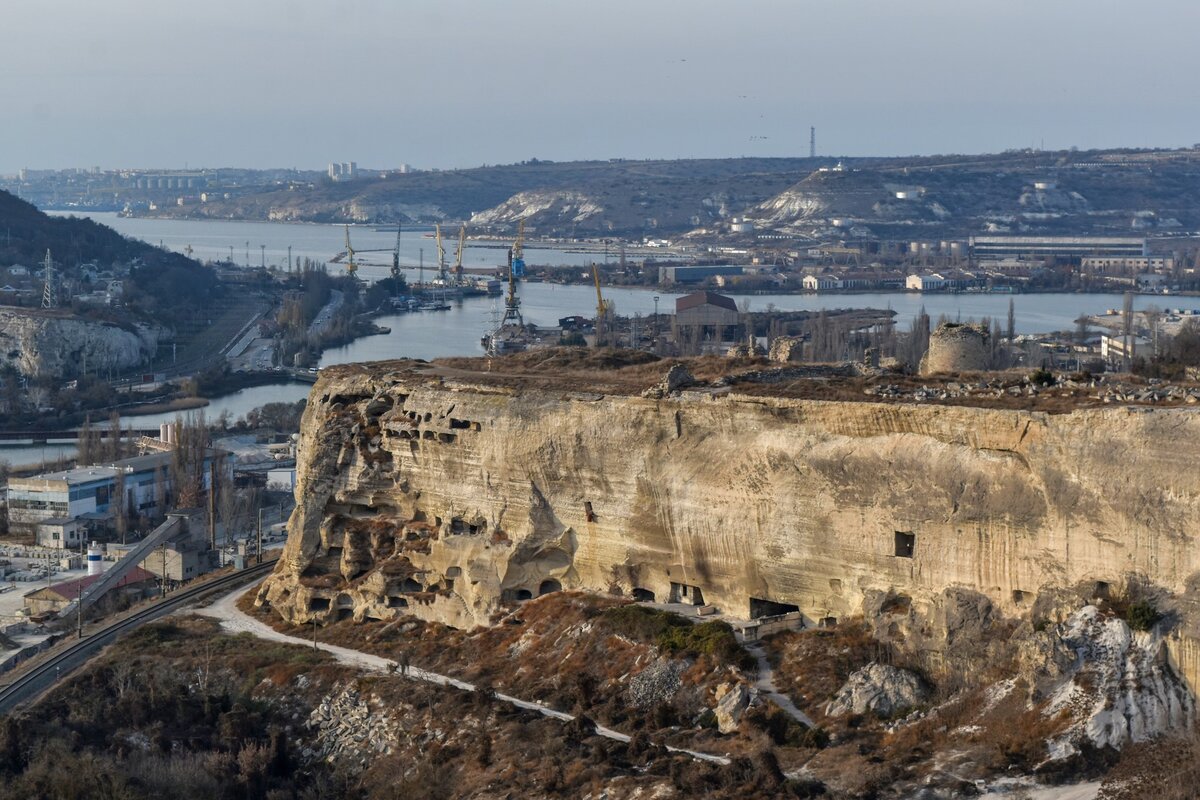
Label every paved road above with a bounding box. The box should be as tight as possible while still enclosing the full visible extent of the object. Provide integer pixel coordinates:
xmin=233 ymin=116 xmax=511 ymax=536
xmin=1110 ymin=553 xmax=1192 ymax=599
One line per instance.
xmin=197 ymin=585 xmax=732 ymax=765
xmin=309 ymin=289 xmax=344 ymax=336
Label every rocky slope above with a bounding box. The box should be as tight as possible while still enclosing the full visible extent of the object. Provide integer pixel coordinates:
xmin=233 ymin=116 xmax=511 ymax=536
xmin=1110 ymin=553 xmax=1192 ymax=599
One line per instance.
xmin=259 ymin=358 xmax=1200 ymax=690
xmin=0 ymin=307 xmax=160 ymax=380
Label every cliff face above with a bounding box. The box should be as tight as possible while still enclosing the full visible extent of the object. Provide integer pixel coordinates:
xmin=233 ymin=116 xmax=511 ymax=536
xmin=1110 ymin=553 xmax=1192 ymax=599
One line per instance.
xmin=0 ymin=307 xmax=160 ymax=380
xmin=260 ymin=364 xmax=1200 ymax=677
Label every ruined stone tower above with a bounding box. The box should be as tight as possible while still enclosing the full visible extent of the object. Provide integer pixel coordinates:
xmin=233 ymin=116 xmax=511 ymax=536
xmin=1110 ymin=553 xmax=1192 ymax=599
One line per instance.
xmin=919 ymin=322 xmax=989 ymax=375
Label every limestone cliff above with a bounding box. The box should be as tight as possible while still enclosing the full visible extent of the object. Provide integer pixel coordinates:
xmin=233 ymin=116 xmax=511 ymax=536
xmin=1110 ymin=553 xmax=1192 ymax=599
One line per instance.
xmin=0 ymin=307 xmax=160 ymax=380
xmin=259 ymin=361 xmax=1200 ymax=684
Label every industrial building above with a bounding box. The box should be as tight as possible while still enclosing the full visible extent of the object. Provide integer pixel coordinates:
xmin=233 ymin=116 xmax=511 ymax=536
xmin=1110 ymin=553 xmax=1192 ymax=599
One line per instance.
xmin=674 ymin=291 xmax=741 ymax=349
xmin=970 ymin=236 xmax=1146 ymax=263
xmin=658 ymin=264 xmax=745 ymax=284
xmin=7 ymin=449 xmax=230 ymax=540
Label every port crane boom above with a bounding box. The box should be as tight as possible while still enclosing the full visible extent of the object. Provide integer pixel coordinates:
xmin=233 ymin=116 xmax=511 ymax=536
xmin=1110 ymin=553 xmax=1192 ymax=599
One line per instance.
xmin=435 ymin=224 xmax=447 ymax=284
xmin=592 ymin=263 xmax=610 ymax=346
xmin=454 ymin=225 xmax=466 ymax=284
xmin=391 ymin=222 xmax=402 ymax=283
xmin=343 ymin=225 xmax=357 ymax=277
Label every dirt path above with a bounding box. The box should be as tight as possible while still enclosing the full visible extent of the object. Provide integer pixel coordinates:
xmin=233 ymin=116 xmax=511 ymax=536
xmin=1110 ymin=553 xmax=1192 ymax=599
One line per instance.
xmin=195 ymin=585 xmax=731 ymax=766
xmin=744 ymin=642 xmax=815 ymax=727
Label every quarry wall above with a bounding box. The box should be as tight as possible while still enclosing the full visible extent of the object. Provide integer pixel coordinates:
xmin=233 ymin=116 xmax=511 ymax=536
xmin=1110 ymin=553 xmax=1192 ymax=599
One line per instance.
xmin=0 ymin=307 xmax=160 ymax=380
xmin=260 ymin=365 xmax=1200 ymax=684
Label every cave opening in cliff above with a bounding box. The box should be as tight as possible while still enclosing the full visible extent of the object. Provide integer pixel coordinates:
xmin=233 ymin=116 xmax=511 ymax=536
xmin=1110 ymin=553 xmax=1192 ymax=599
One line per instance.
xmin=538 ymin=579 xmax=562 ymax=596
xmin=308 ymin=597 xmax=331 ymax=612
xmin=387 ymin=596 xmax=408 ymax=608
xmin=894 ymin=531 xmax=916 ymax=558
xmin=669 ymin=582 xmax=705 ymax=605
xmin=632 ymin=588 xmax=656 ymax=603
xmin=750 ymin=597 xmax=800 ymax=619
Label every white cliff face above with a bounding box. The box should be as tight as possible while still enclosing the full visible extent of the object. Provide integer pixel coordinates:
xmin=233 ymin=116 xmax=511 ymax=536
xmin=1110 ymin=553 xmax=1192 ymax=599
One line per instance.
xmin=0 ymin=307 xmax=160 ymax=380
xmin=259 ymin=363 xmax=1200 ymax=696
xmin=470 ymin=190 xmax=604 ymax=227
xmin=1045 ymin=606 xmax=1193 ymax=754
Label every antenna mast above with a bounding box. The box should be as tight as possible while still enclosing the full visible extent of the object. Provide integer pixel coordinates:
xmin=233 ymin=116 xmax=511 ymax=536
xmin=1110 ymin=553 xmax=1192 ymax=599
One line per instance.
xmin=810 ymin=126 xmax=816 ymax=159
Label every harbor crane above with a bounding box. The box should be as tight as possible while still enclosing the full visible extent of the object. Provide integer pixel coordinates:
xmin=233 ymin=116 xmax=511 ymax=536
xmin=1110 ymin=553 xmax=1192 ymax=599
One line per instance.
xmin=435 ymin=224 xmax=448 ymax=284
xmin=454 ymin=224 xmax=466 ymax=284
xmin=391 ymin=223 xmax=402 ymax=285
xmin=511 ymin=219 xmax=526 ymax=280
xmin=343 ymin=225 xmax=357 ymax=277
xmin=592 ymin=263 xmax=610 ymax=346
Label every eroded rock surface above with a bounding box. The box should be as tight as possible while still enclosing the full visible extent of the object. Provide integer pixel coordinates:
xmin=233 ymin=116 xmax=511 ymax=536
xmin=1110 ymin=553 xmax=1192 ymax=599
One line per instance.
xmin=258 ymin=361 xmax=1200 ymax=692
xmin=826 ymin=664 xmax=927 ymax=718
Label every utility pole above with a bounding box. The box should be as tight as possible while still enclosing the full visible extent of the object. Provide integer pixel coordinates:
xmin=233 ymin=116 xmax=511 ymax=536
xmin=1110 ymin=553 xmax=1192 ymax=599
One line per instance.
xmin=77 ymin=584 xmax=83 ymax=638
xmin=810 ymin=126 xmax=816 ymax=159
xmin=160 ymin=542 xmax=167 ymax=597
xmin=256 ymin=506 xmax=264 ymax=564
xmin=287 ymin=245 xmax=292 ymax=272
xmin=208 ymin=457 xmax=218 ymax=552
xmin=260 ymin=244 xmax=266 ymax=269
xmin=245 ymin=241 xmax=250 ymax=268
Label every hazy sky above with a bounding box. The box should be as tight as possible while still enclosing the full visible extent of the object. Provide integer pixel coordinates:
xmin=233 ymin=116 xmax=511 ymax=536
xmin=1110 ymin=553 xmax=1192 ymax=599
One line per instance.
xmin=2 ymin=0 xmax=1198 ymax=172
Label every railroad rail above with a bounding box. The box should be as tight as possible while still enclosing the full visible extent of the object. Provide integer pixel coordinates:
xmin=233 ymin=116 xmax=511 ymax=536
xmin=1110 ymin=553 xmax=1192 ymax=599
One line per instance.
xmin=0 ymin=558 xmax=277 ymax=716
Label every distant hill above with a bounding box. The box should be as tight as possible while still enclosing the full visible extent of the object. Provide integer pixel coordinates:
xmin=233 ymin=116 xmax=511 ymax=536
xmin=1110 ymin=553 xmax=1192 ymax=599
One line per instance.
xmin=144 ymin=157 xmax=823 ymax=236
xmin=0 ymin=190 xmax=217 ymax=323
xmin=143 ymin=149 xmax=1200 ymax=242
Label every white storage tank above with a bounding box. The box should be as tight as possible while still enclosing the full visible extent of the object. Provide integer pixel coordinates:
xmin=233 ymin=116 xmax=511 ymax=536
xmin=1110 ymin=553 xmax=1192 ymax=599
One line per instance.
xmin=87 ymin=542 xmax=103 ymax=576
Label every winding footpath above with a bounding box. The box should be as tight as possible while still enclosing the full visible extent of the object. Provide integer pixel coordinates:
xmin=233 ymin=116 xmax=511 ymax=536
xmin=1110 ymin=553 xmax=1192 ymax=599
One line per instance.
xmin=196 ymin=585 xmax=732 ymax=766
xmin=744 ymin=642 xmax=815 ymax=727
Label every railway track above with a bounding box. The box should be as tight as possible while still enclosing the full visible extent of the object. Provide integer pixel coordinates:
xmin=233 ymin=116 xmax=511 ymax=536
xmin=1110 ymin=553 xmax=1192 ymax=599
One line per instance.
xmin=0 ymin=559 xmax=277 ymax=716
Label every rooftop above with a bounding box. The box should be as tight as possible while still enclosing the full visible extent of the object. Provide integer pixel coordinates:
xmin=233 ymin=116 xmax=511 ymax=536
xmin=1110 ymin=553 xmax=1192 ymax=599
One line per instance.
xmin=24 ymin=566 xmax=156 ymax=601
xmin=676 ymin=291 xmax=738 ymax=314
xmin=10 ymin=466 xmax=119 ymax=486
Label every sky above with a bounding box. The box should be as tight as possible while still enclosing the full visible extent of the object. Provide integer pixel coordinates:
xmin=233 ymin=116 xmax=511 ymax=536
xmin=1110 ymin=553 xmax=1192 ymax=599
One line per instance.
xmin=1 ymin=0 xmax=1198 ymax=172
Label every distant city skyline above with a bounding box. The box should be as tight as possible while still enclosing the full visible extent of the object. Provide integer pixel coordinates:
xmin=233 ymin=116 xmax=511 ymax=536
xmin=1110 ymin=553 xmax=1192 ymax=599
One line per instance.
xmin=2 ymin=0 xmax=1198 ymax=173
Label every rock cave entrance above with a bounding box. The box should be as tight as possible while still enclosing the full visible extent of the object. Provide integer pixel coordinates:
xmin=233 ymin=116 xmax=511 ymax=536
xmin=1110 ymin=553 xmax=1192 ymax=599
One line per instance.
xmin=669 ymin=582 xmax=705 ymax=606
xmin=749 ymin=597 xmax=800 ymax=619
xmin=632 ymin=588 xmax=656 ymax=603
xmin=538 ymin=579 xmax=561 ymax=596
xmin=309 ymin=597 xmax=331 ymax=612
xmin=894 ymin=531 xmax=916 ymax=558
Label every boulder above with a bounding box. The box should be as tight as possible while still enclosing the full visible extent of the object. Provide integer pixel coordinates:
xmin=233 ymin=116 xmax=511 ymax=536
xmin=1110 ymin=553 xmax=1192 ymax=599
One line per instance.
xmin=826 ymin=663 xmax=928 ymax=718
xmin=713 ymin=682 xmax=750 ymax=734
xmin=641 ymin=364 xmax=694 ymax=399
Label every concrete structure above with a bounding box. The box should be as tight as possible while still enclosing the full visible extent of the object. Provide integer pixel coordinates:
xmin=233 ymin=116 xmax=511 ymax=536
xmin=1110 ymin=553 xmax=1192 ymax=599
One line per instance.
xmin=970 ymin=236 xmax=1146 ymax=263
xmin=1100 ymin=334 xmax=1153 ymax=364
xmin=34 ymin=518 xmax=86 ymax=548
xmin=1081 ymin=256 xmax=1174 ymax=274
xmin=906 ymin=272 xmax=950 ymax=291
xmin=267 ymin=468 xmax=297 ymax=491
xmin=657 ymin=265 xmax=745 ymax=285
xmin=6 ymin=450 xmax=229 ymax=536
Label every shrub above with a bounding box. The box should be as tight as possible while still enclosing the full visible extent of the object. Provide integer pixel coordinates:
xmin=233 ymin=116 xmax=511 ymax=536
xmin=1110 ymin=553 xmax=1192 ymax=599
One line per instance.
xmin=601 ymin=605 xmax=752 ymax=668
xmin=1127 ymin=600 xmax=1161 ymax=632
xmin=1030 ymin=369 xmax=1056 ymax=387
